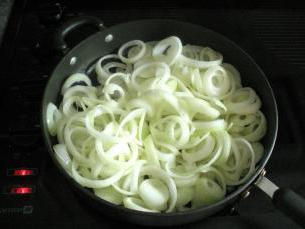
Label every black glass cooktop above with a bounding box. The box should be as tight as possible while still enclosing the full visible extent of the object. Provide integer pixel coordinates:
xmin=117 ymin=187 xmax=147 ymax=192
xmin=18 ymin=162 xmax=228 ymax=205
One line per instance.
xmin=1 ymin=1 xmax=305 ymax=228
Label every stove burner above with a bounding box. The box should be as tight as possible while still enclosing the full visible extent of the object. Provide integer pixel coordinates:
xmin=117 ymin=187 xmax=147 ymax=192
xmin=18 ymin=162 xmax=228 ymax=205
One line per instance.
xmin=0 ymin=1 xmax=305 ymax=228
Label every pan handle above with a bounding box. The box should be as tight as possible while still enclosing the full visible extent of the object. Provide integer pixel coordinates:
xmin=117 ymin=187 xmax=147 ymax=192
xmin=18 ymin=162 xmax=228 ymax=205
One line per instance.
xmin=54 ymin=16 xmax=105 ymax=53
xmin=256 ymin=176 xmax=305 ymax=227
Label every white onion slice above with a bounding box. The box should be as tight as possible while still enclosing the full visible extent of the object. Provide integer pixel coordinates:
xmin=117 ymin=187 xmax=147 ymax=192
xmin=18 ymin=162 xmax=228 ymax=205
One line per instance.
xmin=139 ymin=178 xmax=170 ymax=211
xmin=152 ymin=36 xmax=182 ymax=65
xmin=46 ymin=103 xmax=62 ymax=136
xmin=118 ymin=40 xmax=146 ymax=64
xmin=123 ymin=197 xmax=159 ymax=212
xmin=47 ymin=36 xmax=267 ymax=213
xmin=95 ymin=54 xmax=129 ymax=84
xmin=61 ymin=73 xmax=92 ymax=95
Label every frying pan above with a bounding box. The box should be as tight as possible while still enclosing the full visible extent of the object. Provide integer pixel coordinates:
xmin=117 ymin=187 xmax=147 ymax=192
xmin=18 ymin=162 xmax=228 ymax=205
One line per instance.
xmin=41 ymin=16 xmax=305 ymax=227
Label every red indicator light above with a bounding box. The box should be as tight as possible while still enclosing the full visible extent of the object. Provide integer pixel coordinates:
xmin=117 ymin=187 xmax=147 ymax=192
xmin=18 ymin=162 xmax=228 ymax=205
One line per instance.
xmin=13 ymin=169 xmax=33 ymax=176
xmin=10 ymin=187 xmax=33 ymax=194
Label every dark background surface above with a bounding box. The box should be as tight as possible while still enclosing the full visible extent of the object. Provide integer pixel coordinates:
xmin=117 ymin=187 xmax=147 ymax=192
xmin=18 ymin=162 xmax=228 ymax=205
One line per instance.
xmin=0 ymin=0 xmax=305 ymax=228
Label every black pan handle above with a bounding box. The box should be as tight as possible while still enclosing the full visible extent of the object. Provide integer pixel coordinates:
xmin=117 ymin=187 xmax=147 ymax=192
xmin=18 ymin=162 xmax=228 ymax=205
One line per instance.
xmin=256 ymin=176 xmax=305 ymax=227
xmin=54 ymin=15 xmax=105 ymax=53
xmin=273 ymin=188 xmax=305 ymax=227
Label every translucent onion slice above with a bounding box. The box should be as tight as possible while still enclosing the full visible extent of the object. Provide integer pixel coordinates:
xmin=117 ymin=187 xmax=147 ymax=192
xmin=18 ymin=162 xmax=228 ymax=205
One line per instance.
xmin=224 ymin=87 xmax=261 ymax=114
xmin=140 ymin=165 xmax=177 ymax=212
xmin=222 ymin=63 xmax=241 ymax=88
xmin=143 ymin=135 xmax=161 ymax=167
xmin=95 ymin=54 xmax=129 ymax=84
xmin=71 ymin=160 xmax=126 ymax=188
xmin=139 ymin=178 xmax=170 ymax=211
xmin=251 ymin=142 xmax=264 ymax=164
xmin=243 ymin=111 xmax=267 ymax=142
xmin=47 ymin=36 xmax=267 ymax=213
xmin=46 ymin=103 xmax=62 ymax=136
xmin=123 ymin=197 xmax=159 ymax=213
xmin=228 ymin=111 xmax=267 ymax=142
xmin=152 ymin=36 xmax=182 ymax=65
xmin=222 ymin=138 xmax=255 ymax=185
xmin=53 ymin=144 xmax=71 ymax=172
xmin=182 ymin=134 xmax=214 ymax=164
xmin=176 ymin=186 xmax=194 ymax=208
xmin=192 ymin=177 xmax=225 ymax=208
xmin=94 ymin=186 xmax=123 ymax=205
xmin=201 ymin=65 xmax=233 ymax=98
xmin=118 ymin=40 xmax=146 ymax=64
xmin=174 ymin=174 xmax=199 ymax=187
xmin=179 ymin=46 xmax=223 ymax=68
xmin=130 ymin=62 xmax=170 ymax=91
xmin=61 ymin=73 xmax=92 ymax=95
xmin=181 ymin=96 xmax=220 ymax=119
xmin=193 ymin=119 xmax=227 ymax=132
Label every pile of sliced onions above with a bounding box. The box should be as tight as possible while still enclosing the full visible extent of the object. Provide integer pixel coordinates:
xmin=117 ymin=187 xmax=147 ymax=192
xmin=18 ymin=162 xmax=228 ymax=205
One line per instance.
xmin=46 ymin=36 xmax=267 ymax=213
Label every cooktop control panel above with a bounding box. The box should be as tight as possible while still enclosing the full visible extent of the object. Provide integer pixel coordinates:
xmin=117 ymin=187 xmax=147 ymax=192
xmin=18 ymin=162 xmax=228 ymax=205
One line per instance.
xmin=1 ymin=1 xmax=305 ymax=228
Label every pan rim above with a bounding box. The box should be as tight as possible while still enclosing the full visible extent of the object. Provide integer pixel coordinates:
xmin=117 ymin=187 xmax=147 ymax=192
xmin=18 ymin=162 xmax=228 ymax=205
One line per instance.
xmin=41 ymin=18 xmax=279 ymax=219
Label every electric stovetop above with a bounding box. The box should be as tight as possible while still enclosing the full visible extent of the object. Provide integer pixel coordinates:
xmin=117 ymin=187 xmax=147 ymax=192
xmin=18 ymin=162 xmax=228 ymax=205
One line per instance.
xmin=1 ymin=1 xmax=305 ymax=228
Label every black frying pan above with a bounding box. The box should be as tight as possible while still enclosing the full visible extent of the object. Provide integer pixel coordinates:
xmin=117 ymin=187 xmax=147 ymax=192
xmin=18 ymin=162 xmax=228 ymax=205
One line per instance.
xmin=41 ymin=16 xmax=305 ymax=227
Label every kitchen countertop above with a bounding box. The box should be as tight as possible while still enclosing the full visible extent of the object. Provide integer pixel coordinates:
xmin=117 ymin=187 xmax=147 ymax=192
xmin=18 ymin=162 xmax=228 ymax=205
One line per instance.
xmin=0 ymin=0 xmax=14 ymax=45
